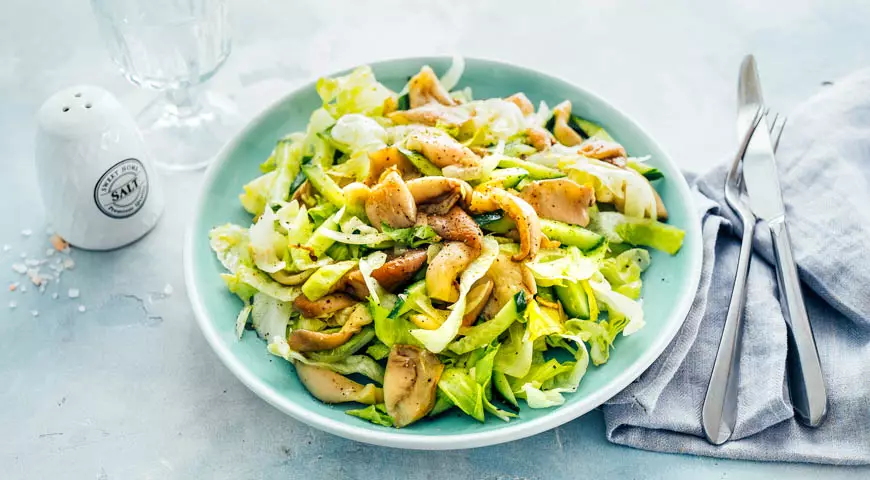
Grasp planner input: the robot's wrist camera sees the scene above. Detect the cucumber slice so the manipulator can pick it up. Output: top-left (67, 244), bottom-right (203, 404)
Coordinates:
top-left (570, 115), bottom-right (614, 142)
top-left (627, 160), bottom-right (664, 181)
top-left (540, 219), bottom-right (605, 251)
top-left (594, 211), bottom-right (684, 255)
top-left (554, 282), bottom-right (590, 320)
top-left (397, 147), bottom-right (442, 176)
top-left (497, 157), bottom-right (565, 180)
top-left (301, 163), bottom-right (345, 207)
top-left (486, 167), bottom-right (529, 188)
top-left (301, 260), bottom-right (358, 301)
top-left (472, 211), bottom-right (516, 234)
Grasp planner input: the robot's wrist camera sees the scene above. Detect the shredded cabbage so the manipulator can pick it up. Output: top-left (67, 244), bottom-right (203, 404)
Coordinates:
top-left (330, 114), bottom-right (388, 153)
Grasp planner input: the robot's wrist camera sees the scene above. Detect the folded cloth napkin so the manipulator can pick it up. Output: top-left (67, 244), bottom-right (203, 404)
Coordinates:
top-left (601, 69), bottom-right (870, 465)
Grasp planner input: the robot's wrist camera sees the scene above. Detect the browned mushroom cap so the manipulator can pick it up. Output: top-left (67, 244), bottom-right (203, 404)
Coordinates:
top-left (364, 146), bottom-right (421, 186)
top-left (519, 178), bottom-right (596, 227)
top-left (426, 241), bottom-right (478, 303)
top-left (422, 206), bottom-right (483, 252)
top-left (384, 344), bottom-right (444, 427)
top-left (295, 362), bottom-right (383, 404)
top-left (365, 170), bottom-right (417, 230)
top-left (342, 249), bottom-right (429, 299)
top-left (388, 104), bottom-right (470, 127)
top-left (505, 92), bottom-right (535, 116)
top-left (552, 100), bottom-right (584, 147)
top-left (526, 126), bottom-right (555, 151)
top-left (408, 65), bottom-right (457, 109)
top-left (578, 139), bottom-right (627, 161)
top-left (404, 130), bottom-right (480, 169)
top-left (468, 187), bottom-right (541, 261)
top-left (405, 176), bottom-right (473, 215)
top-left (288, 303), bottom-right (372, 352)
top-left (482, 254), bottom-right (536, 319)
top-left (462, 277), bottom-right (494, 327)
top-left (293, 292), bottom-right (357, 318)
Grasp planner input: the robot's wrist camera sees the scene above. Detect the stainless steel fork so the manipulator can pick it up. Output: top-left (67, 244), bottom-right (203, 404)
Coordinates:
top-left (702, 109), bottom-right (786, 445)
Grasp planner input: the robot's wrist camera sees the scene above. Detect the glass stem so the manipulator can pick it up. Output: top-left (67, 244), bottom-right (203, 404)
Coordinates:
top-left (166, 85), bottom-right (200, 118)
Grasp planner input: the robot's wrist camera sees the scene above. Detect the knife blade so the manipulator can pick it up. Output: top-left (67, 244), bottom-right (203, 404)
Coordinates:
top-left (737, 54), bottom-right (828, 427)
top-left (738, 56), bottom-right (785, 221)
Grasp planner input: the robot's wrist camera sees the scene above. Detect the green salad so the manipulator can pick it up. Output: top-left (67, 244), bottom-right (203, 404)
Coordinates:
top-left (209, 59), bottom-right (685, 428)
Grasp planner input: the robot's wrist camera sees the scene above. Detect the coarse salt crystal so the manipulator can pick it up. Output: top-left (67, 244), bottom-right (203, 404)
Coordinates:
top-left (68, 288), bottom-right (80, 299)
top-left (21, 229), bottom-right (32, 237)
top-left (46, 249), bottom-right (55, 256)
top-left (62, 258), bottom-right (75, 270)
top-left (27, 269), bottom-right (44, 286)
top-left (30, 310), bottom-right (38, 317)
top-left (2, 244), bottom-right (10, 251)
top-left (51, 292), bottom-right (58, 299)
top-left (11, 263), bottom-right (27, 274)
top-left (19, 252), bottom-right (26, 259)
top-left (20, 285), bottom-right (27, 293)
top-left (163, 283), bottom-right (174, 296)
top-left (9, 301), bottom-right (16, 309)
top-left (24, 259), bottom-right (41, 267)
top-left (78, 305), bottom-right (86, 313)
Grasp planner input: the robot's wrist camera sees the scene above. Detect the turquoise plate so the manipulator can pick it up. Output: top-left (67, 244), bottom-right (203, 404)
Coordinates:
top-left (184, 57), bottom-right (703, 450)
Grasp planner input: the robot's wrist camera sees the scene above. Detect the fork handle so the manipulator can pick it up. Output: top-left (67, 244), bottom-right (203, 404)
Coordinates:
top-left (768, 216), bottom-right (828, 427)
top-left (702, 215), bottom-right (754, 445)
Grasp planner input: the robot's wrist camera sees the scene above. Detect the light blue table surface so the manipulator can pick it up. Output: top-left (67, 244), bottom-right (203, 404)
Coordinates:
top-left (2, 1), bottom-right (869, 478)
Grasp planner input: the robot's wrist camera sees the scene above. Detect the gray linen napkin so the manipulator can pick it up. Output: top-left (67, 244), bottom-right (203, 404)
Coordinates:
top-left (601, 69), bottom-right (870, 465)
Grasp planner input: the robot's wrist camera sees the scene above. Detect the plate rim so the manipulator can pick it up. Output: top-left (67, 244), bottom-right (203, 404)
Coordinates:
top-left (183, 55), bottom-right (703, 450)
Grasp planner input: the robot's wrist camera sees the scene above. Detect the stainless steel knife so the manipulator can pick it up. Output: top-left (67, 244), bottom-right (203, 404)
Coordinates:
top-left (737, 55), bottom-right (828, 427)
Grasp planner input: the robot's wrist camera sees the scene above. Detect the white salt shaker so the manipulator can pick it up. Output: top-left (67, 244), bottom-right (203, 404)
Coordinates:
top-left (35, 86), bottom-right (163, 250)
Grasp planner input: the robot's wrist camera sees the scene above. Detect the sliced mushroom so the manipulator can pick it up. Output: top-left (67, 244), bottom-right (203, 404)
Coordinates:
top-left (384, 344), bottom-right (444, 427)
top-left (526, 126), bottom-right (555, 151)
top-left (295, 362), bottom-right (383, 405)
top-left (518, 178), bottom-right (596, 227)
top-left (364, 146), bottom-right (420, 186)
top-left (578, 139), bottom-right (627, 161)
top-left (405, 176), bottom-right (473, 213)
top-left (552, 100), bottom-right (584, 147)
top-left (462, 277), bottom-right (494, 326)
top-left (289, 303), bottom-right (372, 352)
top-left (408, 66), bottom-right (457, 109)
top-left (505, 92), bottom-right (535, 116)
top-left (365, 170), bottom-right (417, 230)
top-left (421, 206), bottom-right (483, 251)
top-left (388, 103), bottom-right (470, 127)
top-left (426, 241), bottom-right (478, 303)
top-left (482, 254), bottom-right (536, 319)
top-left (405, 130), bottom-right (480, 169)
top-left (468, 187), bottom-right (541, 261)
top-left (342, 249), bottom-right (429, 299)
top-left (293, 292), bottom-right (357, 318)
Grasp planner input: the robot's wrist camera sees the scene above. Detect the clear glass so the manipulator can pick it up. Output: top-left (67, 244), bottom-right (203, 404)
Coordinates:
top-left (91, 0), bottom-right (239, 171)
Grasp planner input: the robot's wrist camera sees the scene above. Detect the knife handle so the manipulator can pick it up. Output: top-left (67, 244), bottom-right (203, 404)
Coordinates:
top-left (768, 217), bottom-right (828, 427)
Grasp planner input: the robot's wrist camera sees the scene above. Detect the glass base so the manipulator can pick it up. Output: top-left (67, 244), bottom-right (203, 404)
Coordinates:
top-left (137, 89), bottom-right (241, 172)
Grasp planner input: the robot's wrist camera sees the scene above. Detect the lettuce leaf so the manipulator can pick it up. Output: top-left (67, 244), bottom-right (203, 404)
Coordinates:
top-left (316, 66), bottom-right (394, 118)
top-left (437, 368), bottom-right (485, 422)
top-left (249, 207), bottom-right (288, 273)
top-left (524, 299), bottom-right (565, 343)
top-left (269, 337), bottom-right (385, 384)
top-left (494, 323), bottom-right (534, 378)
top-left (346, 404), bottom-right (394, 427)
top-left (251, 292), bottom-right (293, 341)
top-left (448, 291), bottom-right (524, 355)
top-left (209, 224), bottom-right (251, 273)
top-left (411, 236), bottom-right (499, 352)
top-left (330, 113), bottom-right (388, 154)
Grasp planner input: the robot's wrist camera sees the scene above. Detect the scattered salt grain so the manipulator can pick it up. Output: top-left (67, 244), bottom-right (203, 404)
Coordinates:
top-left (68, 288), bottom-right (80, 299)
top-left (21, 229), bottom-right (32, 237)
top-left (30, 310), bottom-right (38, 317)
top-left (51, 292), bottom-right (58, 300)
top-left (25, 259), bottom-right (42, 267)
top-left (19, 252), bottom-right (26, 259)
top-left (45, 249), bottom-right (55, 257)
top-left (163, 283), bottom-right (174, 296)
top-left (62, 258), bottom-right (75, 270)
top-left (78, 305), bottom-right (86, 313)
top-left (39, 284), bottom-right (46, 294)
top-left (2, 244), bottom-right (10, 252)
top-left (45, 227), bottom-right (54, 236)
top-left (27, 269), bottom-right (44, 286)
top-left (50, 234), bottom-right (69, 252)
top-left (20, 285), bottom-right (27, 293)
top-left (12, 263), bottom-right (27, 274)
top-left (8, 301), bottom-right (16, 309)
